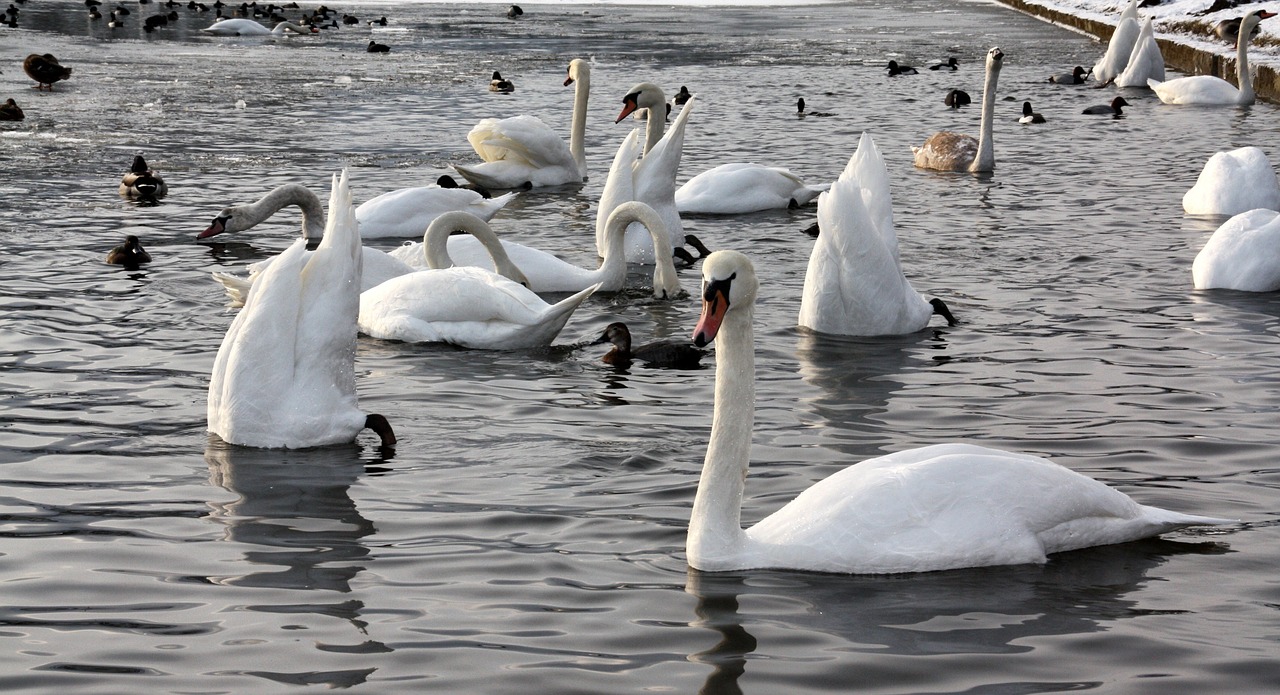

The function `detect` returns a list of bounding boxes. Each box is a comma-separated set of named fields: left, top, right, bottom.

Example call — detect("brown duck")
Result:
left=591, top=322, right=704, bottom=369
left=24, top=53, right=72, bottom=91
left=0, top=98, right=23, bottom=120
left=106, top=235, right=153, bottom=270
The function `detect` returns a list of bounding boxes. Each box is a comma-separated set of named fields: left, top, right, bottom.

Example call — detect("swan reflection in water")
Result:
left=682, top=538, right=1226, bottom=693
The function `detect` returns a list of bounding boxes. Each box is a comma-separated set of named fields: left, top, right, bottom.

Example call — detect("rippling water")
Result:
left=1, top=1, right=1278, bottom=692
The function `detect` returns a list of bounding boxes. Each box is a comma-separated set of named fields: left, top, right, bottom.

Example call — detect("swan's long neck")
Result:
left=248, top=184, right=326, bottom=239
left=424, top=213, right=529, bottom=285
left=688, top=303, right=754, bottom=568
left=569, top=69, right=589, bottom=179
left=599, top=202, right=682, bottom=297
left=1236, top=25, right=1255, bottom=104
left=970, top=60, right=1000, bottom=173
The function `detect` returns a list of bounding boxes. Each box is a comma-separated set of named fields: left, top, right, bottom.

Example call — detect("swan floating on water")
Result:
left=688, top=249, right=1229, bottom=574
left=207, top=170, right=396, bottom=449
left=1183, top=147, right=1280, bottom=217
left=1114, top=15, right=1164, bottom=88
left=1193, top=209, right=1280, bottom=292
left=201, top=18, right=316, bottom=35
left=1149, top=9, right=1274, bottom=105
left=675, top=163, right=825, bottom=214
left=1091, top=0, right=1140, bottom=84
left=912, top=47, right=1002, bottom=173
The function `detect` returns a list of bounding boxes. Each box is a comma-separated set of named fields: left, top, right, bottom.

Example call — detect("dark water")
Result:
left=1, top=0, right=1278, bottom=692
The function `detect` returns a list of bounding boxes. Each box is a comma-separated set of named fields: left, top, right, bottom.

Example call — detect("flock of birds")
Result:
left=23, top=0, right=1275, bottom=575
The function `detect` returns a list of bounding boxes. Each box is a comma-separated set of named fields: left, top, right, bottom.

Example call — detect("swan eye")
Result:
left=702, top=273, right=735, bottom=302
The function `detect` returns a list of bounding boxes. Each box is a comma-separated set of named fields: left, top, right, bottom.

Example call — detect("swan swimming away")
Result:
left=1182, top=147, right=1280, bottom=217
left=1114, top=15, right=1164, bottom=88
left=597, top=83, right=695, bottom=263
left=390, top=200, right=682, bottom=298
left=1149, top=9, right=1275, bottom=106
left=454, top=58, right=590, bottom=189
left=801, top=132, right=957, bottom=336
left=913, top=47, right=1002, bottom=173
left=688, top=249, right=1229, bottom=574
left=1091, top=0, right=1140, bottom=84
left=675, top=163, right=825, bottom=214
left=1193, top=209, right=1280, bottom=291
left=207, top=170, right=396, bottom=450
left=201, top=18, right=316, bottom=35
left=197, top=181, right=516, bottom=241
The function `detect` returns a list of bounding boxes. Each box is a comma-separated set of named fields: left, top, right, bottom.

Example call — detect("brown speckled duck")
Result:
left=23, top=53, right=72, bottom=91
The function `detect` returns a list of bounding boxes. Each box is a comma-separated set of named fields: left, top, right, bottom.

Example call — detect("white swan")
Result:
left=675, top=163, right=825, bottom=214
left=1114, top=15, right=1164, bottom=88
left=358, top=269, right=599, bottom=350
left=1092, top=0, right=1140, bottom=84
left=912, top=47, right=1002, bottom=173
left=1183, top=147, right=1280, bottom=216
left=597, top=83, right=696, bottom=263
left=210, top=210, right=530, bottom=308
left=207, top=170, right=395, bottom=449
left=688, top=249, right=1229, bottom=574
left=1149, top=10, right=1275, bottom=105
left=197, top=182, right=517, bottom=241
left=800, top=133, right=957, bottom=336
left=453, top=58, right=590, bottom=189
left=1192, top=209, right=1280, bottom=291
left=201, top=18, right=315, bottom=35
left=389, top=201, right=682, bottom=298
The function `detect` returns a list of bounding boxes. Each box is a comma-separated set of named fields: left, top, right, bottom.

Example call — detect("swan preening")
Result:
left=391, top=200, right=682, bottom=298
left=197, top=181, right=516, bottom=241
left=689, top=249, right=1229, bottom=574
left=597, top=82, right=695, bottom=263
left=1193, top=209, right=1280, bottom=291
left=1150, top=9, right=1275, bottom=105
left=913, top=46, right=1002, bottom=173
left=1183, top=147, right=1280, bottom=216
left=675, top=163, right=825, bottom=214
left=454, top=58, right=590, bottom=189
left=801, top=133, right=957, bottom=336
left=207, top=170, right=396, bottom=450
left=201, top=18, right=316, bottom=35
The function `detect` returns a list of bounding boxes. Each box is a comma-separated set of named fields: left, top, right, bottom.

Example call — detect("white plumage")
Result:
left=676, top=163, right=825, bottom=214
left=1193, top=209, right=1280, bottom=291
left=1183, top=147, right=1280, bottom=216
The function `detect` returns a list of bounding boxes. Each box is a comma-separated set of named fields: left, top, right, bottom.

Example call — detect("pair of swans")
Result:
left=453, top=59, right=590, bottom=189
left=912, top=47, right=1002, bottom=173
left=1113, top=16, right=1164, bottom=88
left=1150, top=9, right=1275, bottom=105
left=687, top=250, right=1228, bottom=574
left=197, top=180, right=516, bottom=241
left=675, top=163, right=825, bottom=214
left=201, top=18, right=317, bottom=35
left=207, top=170, right=396, bottom=449
left=597, top=82, right=696, bottom=263
left=801, top=133, right=956, bottom=336
left=1092, top=0, right=1140, bottom=84
left=1183, top=146, right=1280, bottom=217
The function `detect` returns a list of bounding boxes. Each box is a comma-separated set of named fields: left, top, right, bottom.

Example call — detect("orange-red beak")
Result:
left=693, top=284, right=729, bottom=347
left=615, top=93, right=640, bottom=123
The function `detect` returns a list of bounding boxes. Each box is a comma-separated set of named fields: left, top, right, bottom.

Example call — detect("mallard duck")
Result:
left=488, top=71, right=514, bottom=93
left=23, top=54, right=72, bottom=91
left=0, top=98, right=23, bottom=121
left=120, top=154, right=168, bottom=201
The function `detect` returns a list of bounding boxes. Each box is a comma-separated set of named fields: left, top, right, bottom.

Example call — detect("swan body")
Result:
left=1114, top=16, right=1164, bottom=88
left=197, top=182, right=516, bottom=241
left=689, top=249, right=1229, bottom=574
left=1092, top=0, right=1140, bottom=84
left=201, top=18, right=315, bottom=35
left=454, top=58, right=590, bottom=189
left=675, top=163, right=825, bottom=214
left=1193, top=209, right=1280, bottom=291
left=1149, top=10, right=1274, bottom=105
left=913, top=47, right=1002, bottom=173
left=597, top=84, right=696, bottom=263
left=207, top=170, right=395, bottom=449
left=389, top=201, right=682, bottom=298
left=800, top=133, right=956, bottom=336
left=1183, top=147, right=1280, bottom=216
left=358, top=269, right=599, bottom=350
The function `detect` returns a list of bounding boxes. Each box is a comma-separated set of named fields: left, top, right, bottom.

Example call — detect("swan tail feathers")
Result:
left=211, top=271, right=252, bottom=308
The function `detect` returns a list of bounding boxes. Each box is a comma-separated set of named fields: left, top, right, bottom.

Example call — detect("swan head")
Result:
left=693, top=250, right=757, bottom=348
left=616, top=82, right=665, bottom=123
left=985, top=46, right=1004, bottom=73
left=564, top=58, right=588, bottom=87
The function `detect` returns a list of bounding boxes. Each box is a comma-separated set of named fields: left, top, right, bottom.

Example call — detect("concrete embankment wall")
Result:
left=994, top=0, right=1280, bottom=103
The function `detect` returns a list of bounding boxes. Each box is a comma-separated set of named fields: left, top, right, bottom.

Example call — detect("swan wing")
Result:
left=458, top=115, right=580, bottom=188
left=1114, top=17, right=1164, bottom=87
left=355, top=188, right=517, bottom=238
left=675, top=163, right=820, bottom=214
left=1183, top=147, right=1280, bottom=216
left=1193, top=209, right=1280, bottom=291
left=746, top=443, right=1228, bottom=574
left=843, top=132, right=898, bottom=261
left=388, top=236, right=597, bottom=293
left=1149, top=75, right=1239, bottom=105
left=595, top=129, right=642, bottom=257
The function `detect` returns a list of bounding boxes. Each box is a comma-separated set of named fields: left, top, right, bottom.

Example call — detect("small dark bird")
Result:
left=944, top=89, right=971, bottom=108
left=0, top=98, right=24, bottom=120
left=23, top=54, right=73, bottom=91
left=367, top=15, right=386, bottom=25
left=591, top=322, right=705, bottom=370
left=88, top=7, right=101, bottom=19
left=366, top=39, right=389, bottom=53
left=436, top=174, right=491, bottom=198
left=489, top=71, right=514, bottom=93
left=106, top=235, right=153, bottom=269
left=929, top=57, right=959, bottom=71
left=796, top=97, right=833, bottom=117
left=506, top=4, right=522, bottom=18
left=1018, top=101, right=1046, bottom=124
left=1049, top=65, right=1088, bottom=84
left=887, top=59, right=917, bottom=76
left=673, top=85, right=692, bottom=105
left=120, top=154, right=168, bottom=201
left=1082, top=96, right=1129, bottom=116
left=113, top=4, right=129, bottom=14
